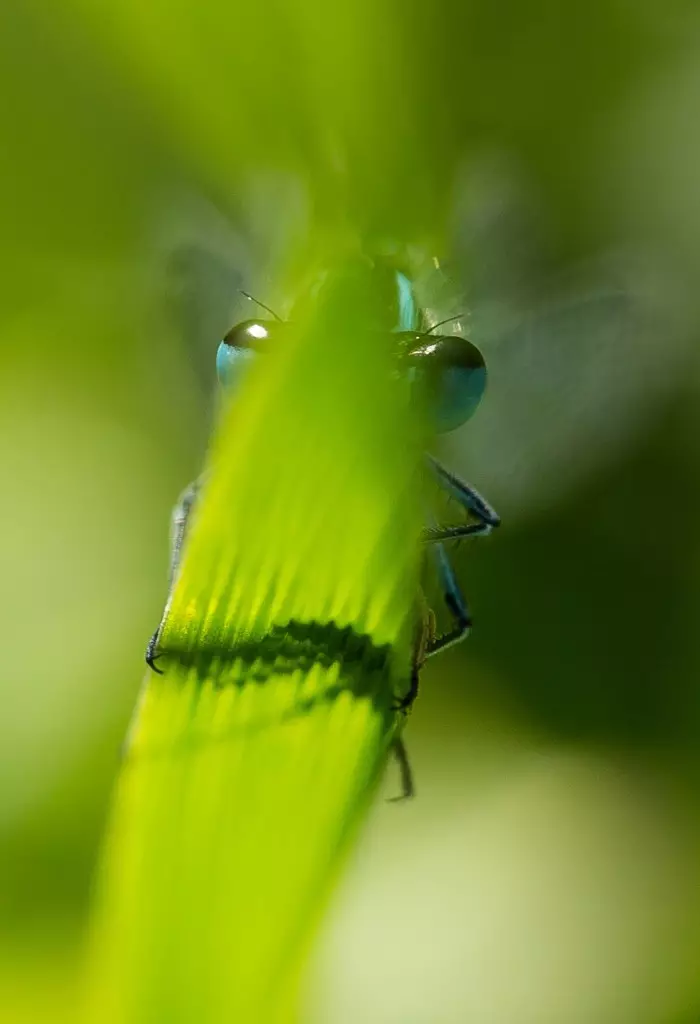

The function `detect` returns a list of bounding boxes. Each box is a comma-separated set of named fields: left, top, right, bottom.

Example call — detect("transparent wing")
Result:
left=442, top=281, right=686, bottom=517
left=422, top=161, right=693, bottom=518
left=146, top=175, right=309, bottom=394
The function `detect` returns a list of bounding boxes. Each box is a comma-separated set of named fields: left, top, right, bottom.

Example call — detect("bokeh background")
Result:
left=3, top=2, right=700, bottom=1022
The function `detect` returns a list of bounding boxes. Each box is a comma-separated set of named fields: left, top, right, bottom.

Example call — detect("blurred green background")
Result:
left=3, top=1, right=700, bottom=1021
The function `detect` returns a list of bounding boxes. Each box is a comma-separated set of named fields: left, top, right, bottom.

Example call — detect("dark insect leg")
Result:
left=386, top=461, right=499, bottom=793
left=421, top=457, right=497, bottom=652
left=145, top=478, right=201, bottom=673
left=422, top=521, right=493, bottom=543
left=392, top=643, right=421, bottom=713
left=426, top=454, right=500, bottom=531
left=167, top=479, right=201, bottom=589
left=426, top=542, right=472, bottom=657
left=387, top=736, right=415, bottom=801
left=392, top=592, right=434, bottom=713
left=145, top=628, right=163, bottom=674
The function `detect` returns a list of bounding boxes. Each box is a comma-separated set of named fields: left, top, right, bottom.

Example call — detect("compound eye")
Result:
left=215, top=319, right=279, bottom=388
left=407, top=335, right=487, bottom=433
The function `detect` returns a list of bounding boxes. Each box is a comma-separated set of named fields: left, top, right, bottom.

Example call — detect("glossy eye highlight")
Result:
left=215, top=319, right=279, bottom=389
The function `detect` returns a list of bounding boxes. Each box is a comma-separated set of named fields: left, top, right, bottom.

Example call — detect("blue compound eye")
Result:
left=399, top=333, right=487, bottom=433
left=216, top=319, right=278, bottom=388
left=434, top=338, right=487, bottom=432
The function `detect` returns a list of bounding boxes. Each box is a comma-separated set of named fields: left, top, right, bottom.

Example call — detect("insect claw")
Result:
left=388, top=736, right=414, bottom=800
left=386, top=789, right=412, bottom=803
left=145, top=631, right=164, bottom=674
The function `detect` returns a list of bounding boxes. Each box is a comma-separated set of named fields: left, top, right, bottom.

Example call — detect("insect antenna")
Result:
left=427, top=314, right=464, bottom=334
left=240, top=290, right=283, bottom=322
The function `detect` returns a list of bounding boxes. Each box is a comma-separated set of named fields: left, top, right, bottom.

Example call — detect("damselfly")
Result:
left=144, top=188, right=680, bottom=799
left=145, top=261, right=501, bottom=798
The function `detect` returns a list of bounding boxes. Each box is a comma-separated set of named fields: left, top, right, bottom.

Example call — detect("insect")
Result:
left=146, top=266, right=500, bottom=799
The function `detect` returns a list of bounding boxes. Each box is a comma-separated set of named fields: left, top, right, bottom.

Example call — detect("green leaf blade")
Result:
left=88, top=251, right=423, bottom=1023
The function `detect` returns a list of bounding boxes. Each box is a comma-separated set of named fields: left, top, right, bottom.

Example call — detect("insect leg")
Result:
left=392, top=591, right=435, bottom=713
left=167, top=479, right=201, bottom=589
left=145, top=479, right=201, bottom=673
left=426, top=541, right=472, bottom=658
left=422, top=521, right=492, bottom=543
left=426, top=454, right=500, bottom=531
left=387, top=736, right=415, bottom=801
left=392, top=640, right=422, bottom=713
